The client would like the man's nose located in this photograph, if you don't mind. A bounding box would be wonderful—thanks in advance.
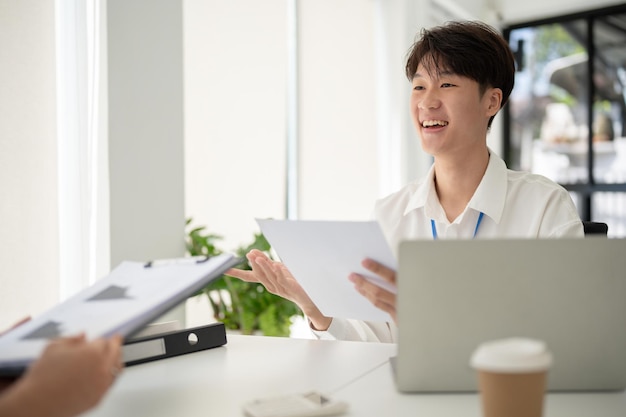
[418,90,441,110]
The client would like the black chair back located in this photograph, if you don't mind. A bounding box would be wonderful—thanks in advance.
[582,221,608,236]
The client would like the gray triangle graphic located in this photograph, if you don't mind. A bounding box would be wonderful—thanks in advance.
[87,285,132,301]
[22,321,62,340]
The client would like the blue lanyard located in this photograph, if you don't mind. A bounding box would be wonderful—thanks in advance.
[431,211,484,240]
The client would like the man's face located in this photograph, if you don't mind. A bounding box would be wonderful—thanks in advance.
[409,62,499,159]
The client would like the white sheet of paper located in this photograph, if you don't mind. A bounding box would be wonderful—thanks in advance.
[0,253,236,373]
[256,219,397,323]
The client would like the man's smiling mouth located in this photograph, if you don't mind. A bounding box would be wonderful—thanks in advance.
[422,120,449,128]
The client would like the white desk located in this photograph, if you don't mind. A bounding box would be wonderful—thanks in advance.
[86,335,626,417]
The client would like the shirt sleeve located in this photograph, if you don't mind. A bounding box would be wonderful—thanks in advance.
[541,187,585,238]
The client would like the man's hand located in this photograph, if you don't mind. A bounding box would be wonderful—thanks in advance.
[349,258,398,323]
[225,250,332,331]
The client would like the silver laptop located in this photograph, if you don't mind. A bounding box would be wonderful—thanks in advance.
[394,238,626,393]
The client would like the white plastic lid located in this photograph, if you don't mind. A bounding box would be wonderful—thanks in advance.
[470,338,553,373]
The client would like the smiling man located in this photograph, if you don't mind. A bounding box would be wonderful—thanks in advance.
[226,21,584,344]
[348,21,583,341]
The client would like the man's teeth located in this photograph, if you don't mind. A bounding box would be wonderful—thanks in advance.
[422,120,449,127]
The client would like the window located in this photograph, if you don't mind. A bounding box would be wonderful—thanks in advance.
[504,4,626,237]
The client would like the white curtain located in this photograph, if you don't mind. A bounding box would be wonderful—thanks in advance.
[56,0,109,300]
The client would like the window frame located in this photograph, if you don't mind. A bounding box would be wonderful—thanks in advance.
[503,4,626,222]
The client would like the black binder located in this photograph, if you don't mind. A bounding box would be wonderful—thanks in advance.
[123,323,227,366]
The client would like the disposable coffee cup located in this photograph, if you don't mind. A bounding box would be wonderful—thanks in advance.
[470,338,552,417]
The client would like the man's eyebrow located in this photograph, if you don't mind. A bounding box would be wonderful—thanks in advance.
[412,69,455,80]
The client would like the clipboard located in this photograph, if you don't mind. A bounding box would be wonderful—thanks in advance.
[123,323,227,366]
[0,253,239,377]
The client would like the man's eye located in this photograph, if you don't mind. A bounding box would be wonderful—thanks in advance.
[413,85,424,91]
[441,83,454,88]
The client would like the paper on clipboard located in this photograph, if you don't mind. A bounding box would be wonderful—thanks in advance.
[256,219,397,323]
[0,253,238,376]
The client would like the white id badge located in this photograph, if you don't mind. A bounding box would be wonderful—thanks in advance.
[242,391,349,417]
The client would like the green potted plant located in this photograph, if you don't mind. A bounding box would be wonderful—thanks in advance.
[186,219,303,336]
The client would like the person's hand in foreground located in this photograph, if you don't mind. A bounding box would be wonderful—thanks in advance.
[0,317,32,393]
[349,259,398,324]
[0,333,124,417]
[225,249,333,331]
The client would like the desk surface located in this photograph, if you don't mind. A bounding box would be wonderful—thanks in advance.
[86,334,626,417]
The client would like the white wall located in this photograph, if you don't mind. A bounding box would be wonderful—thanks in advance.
[183,0,288,253]
[297,0,379,221]
[0,0,59,330]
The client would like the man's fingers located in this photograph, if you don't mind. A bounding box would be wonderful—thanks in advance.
[351,275,395,304]
[224,268,259,282]
[249,256,279,292]
[107,335,124,378]
[349,273,397,320]
[361,258,396,284]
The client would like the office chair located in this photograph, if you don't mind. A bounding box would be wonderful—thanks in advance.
[582,221,608,236]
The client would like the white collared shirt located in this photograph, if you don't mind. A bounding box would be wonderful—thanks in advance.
[376,150,584,257]
[312,150,583,343]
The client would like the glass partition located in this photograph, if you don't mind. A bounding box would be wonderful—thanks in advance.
[504,5,626,237]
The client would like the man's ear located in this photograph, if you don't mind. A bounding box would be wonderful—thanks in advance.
[486,88,503,117]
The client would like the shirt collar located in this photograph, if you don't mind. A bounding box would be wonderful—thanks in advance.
[402,149,508,224]
[468,150,507,224]
[404,163,435,216]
